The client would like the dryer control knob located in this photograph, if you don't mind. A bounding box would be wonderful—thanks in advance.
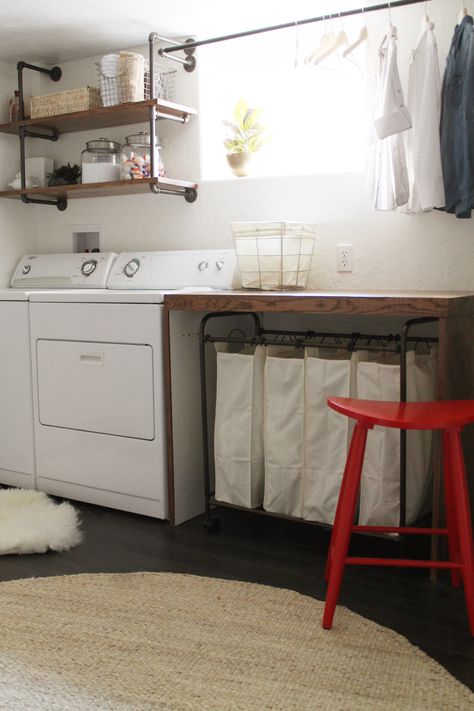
[124,258,140,278]
[21,264,31,275]
[81,259,97,277]
[198,260,208,271]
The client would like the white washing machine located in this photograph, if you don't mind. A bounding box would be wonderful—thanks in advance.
[0,252,117,490]
[25,249,235,520]
[0,289,36,489]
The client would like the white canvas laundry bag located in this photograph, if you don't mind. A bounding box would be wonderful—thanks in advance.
[263,346,305,517]
[357,349,437,526]
[302,349,367,524]
[214,344,266,508]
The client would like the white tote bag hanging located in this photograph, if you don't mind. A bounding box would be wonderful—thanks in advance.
[263,346,305,518]
[357,349,437,527]
[302,349,365,524]
[214,344,266,508]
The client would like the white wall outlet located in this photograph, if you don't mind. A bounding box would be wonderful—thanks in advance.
[337,244,353,272]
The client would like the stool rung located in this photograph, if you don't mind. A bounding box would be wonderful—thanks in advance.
[346,557,462,569]
[352,526,449,535]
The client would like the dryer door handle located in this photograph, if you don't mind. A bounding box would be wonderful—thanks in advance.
[79,351,104,366]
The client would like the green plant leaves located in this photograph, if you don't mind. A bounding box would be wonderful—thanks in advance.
[223,99,266,154]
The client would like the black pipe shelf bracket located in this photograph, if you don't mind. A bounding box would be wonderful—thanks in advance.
[147,33,198,201]
[150,32,197,73]
[17,60,65,211]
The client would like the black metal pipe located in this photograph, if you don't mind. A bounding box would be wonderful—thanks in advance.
[16,61,62,120]
[18,127,26,190]
[399,317,439,534]
[199,318,212,524]
[21,197,66,209]
[17,61,61,77]
[23,128,59,141]
[16,59,63,208]
[148,36,158,180]
[160,0,427,54]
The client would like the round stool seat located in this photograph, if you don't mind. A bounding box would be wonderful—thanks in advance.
[328,397,474,431]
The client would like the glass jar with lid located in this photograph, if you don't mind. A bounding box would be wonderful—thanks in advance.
[121,131,164,180]
[81,138,122,184]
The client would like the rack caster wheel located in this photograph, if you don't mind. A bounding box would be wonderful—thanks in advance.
[204,518,220,533]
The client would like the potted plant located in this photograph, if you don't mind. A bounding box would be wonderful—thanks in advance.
[223,99,265,177]
[47,163,81,187]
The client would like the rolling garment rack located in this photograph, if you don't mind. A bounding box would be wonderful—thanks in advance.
[199,312,438,535]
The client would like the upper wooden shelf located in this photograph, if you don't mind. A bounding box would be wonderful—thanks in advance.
[0,99,197,136]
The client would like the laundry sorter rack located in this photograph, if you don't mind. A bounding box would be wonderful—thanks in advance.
[199,312,439,535]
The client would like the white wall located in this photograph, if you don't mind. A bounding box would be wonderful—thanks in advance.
[0,62,37,286]
[19,2,474,292]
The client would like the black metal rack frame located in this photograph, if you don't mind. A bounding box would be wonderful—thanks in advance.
[199,311,439,533]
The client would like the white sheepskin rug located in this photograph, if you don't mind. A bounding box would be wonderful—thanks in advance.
[0,489,82,555]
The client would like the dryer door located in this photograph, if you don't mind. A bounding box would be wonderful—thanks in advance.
[36,339,154,440]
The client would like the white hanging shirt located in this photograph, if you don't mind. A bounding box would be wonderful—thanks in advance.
[370,27,411,211]
[406,21,445,212]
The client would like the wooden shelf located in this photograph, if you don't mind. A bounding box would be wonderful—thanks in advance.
[0,177,198,201]
[0,99,197,136]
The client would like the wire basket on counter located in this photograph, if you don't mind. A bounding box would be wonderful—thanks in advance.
[97,55,177,107]
[231,222,317,291]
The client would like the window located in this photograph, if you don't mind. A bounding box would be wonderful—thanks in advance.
[198,25,372,180]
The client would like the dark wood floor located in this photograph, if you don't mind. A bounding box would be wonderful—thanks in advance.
[2,501,474,692]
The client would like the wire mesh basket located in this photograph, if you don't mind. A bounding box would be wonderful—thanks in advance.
[97,55,177,107]
[150,66,177,102]
[231,222,317,291]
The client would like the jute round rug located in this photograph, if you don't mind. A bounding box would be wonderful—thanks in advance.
[0,572,472,711]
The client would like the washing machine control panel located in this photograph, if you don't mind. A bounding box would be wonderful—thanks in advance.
[107,250,237,290]
[11,252,118,289]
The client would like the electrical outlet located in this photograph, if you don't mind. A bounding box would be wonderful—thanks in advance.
[337,244,353,272]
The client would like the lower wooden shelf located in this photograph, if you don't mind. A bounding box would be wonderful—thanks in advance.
[0,177,198,202]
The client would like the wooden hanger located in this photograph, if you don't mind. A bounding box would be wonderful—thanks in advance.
[343,25,368,58]
[305,13,348,66]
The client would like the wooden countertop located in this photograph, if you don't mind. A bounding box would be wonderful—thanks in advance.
[164,289,474,318]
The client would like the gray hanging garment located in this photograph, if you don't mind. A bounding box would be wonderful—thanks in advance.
[440,15,474,218]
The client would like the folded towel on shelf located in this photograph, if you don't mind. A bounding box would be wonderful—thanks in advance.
[119,51,145,103]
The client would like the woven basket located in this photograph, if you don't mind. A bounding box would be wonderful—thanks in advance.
[30,86,101,118]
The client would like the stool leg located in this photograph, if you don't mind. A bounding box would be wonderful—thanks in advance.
[442,431,462,588]
[325,428,358,583]
[448,430,474,637]
[323,422,369,630]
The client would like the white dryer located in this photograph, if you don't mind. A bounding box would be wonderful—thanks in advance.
[27,249,236,520]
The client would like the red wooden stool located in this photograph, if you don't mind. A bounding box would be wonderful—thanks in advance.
[323,397,474,636]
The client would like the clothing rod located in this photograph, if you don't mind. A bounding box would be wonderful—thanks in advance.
[159,0,427,54]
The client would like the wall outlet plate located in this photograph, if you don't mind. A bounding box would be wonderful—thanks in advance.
[337,244,353,272]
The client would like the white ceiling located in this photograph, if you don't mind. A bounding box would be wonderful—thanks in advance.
[0,0,367,64]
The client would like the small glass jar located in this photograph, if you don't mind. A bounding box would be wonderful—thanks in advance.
[81,138,122,184]
[121,131,164,180]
